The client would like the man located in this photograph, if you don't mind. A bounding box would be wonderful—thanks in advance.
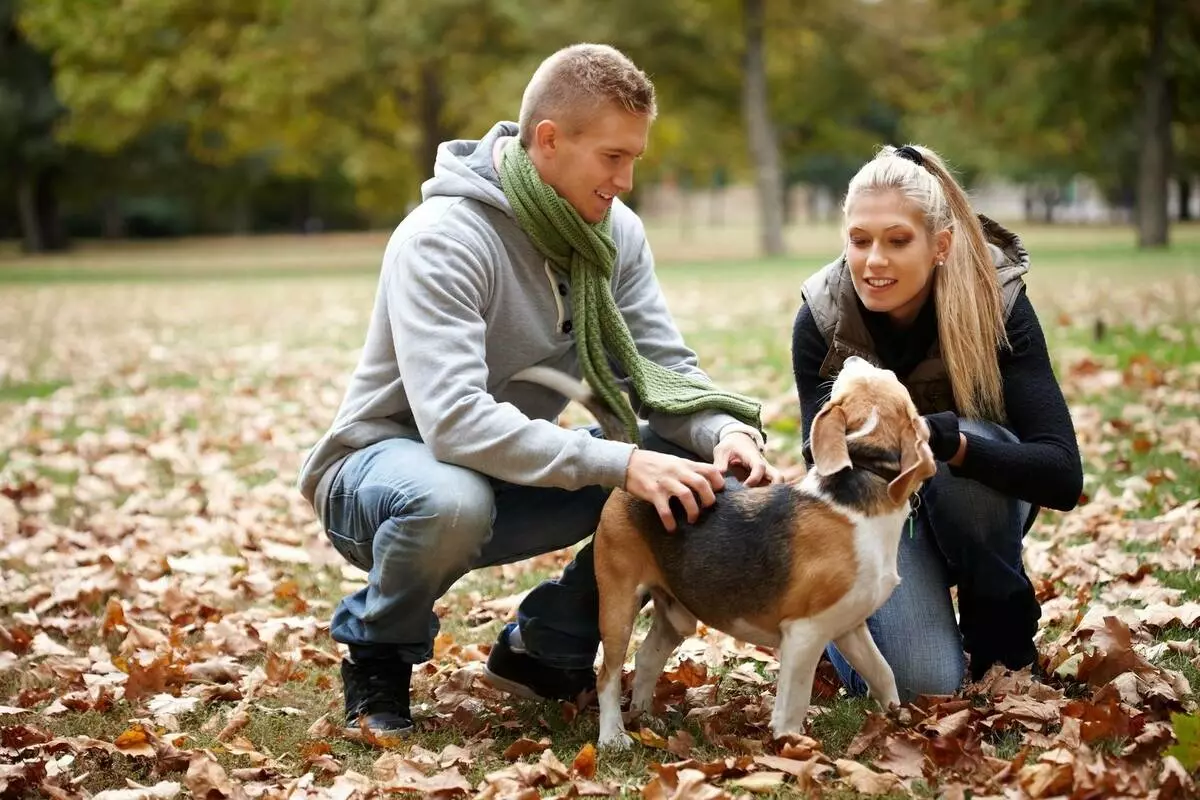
[298,43,774,735]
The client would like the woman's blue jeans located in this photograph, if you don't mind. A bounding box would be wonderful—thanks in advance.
[826,419,1038,700]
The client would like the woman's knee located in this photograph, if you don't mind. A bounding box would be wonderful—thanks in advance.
[826,636,965,702]
[888,644,965,701]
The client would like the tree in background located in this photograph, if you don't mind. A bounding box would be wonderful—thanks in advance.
[918,0,1200,248]
[1,0,68,252]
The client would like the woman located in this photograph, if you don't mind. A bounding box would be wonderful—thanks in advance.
[791,144,1083,699]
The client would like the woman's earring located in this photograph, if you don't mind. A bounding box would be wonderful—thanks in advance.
[935,259,944,268]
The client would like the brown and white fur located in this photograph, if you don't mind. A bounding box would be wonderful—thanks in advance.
[513,356,936,748]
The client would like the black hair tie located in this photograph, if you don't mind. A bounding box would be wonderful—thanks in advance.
[895,145,924,167]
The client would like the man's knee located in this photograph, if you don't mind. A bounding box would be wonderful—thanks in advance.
[369,470,496,572]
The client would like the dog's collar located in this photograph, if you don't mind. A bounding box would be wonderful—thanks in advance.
[849,456,901,483]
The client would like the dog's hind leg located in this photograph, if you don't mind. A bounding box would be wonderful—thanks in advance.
[832,623,900,710]
[630,591,696,716]
[771,618,828,738]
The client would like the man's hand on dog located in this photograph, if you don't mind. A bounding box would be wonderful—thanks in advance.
[713,431,779,488]
[624,451,724,532]
[624,433,779,532]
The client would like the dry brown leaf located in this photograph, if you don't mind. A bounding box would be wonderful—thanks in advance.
[727,771,786,793]
[91,781,182,800]
[632,727,670,749]
[502,737,551,761]
[667,729,696,758]
[186,753,245,800]
[564,778,617,797]
[215,709,250,742]
[571,742,597,778]
[112,725,156,758]
[834,759,906,795]
[1018,762,1073,798]
[872,734,926,779]
[845,711,892,757]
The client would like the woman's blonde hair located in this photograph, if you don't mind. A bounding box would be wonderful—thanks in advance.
[843,145,1009,422]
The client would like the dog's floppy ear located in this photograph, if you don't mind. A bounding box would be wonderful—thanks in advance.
[811,405,852,476]
[887,417,937,505]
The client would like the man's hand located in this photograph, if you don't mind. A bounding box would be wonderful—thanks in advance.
[713,431,779,487]
[624,450,725,532]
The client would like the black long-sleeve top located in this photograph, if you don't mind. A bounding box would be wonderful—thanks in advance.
[791,290,1083,511]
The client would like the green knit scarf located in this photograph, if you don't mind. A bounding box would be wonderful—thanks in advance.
[498,138,763,444]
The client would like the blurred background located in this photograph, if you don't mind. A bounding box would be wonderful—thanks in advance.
[3,0,1197,257]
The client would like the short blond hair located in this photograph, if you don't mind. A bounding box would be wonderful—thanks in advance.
[518,44,657,147]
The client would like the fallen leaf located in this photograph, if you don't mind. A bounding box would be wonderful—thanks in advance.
[91,781,182,800]
[872,734,926,779]
[571,742,596,778]
[728,771,785,793]
[502,737,551,761]
[835,759,906,794]
[113,726,156,758]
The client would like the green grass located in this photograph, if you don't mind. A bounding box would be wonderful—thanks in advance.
[0,379,70,401]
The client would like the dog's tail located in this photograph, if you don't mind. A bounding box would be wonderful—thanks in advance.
[510,366,634,444]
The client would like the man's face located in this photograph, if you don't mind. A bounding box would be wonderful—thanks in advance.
[531,105,650,223]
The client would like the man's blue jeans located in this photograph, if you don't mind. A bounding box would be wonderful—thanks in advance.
[319,426,694,669]
[826,419,1037,700]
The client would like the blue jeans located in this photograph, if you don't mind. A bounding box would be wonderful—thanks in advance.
[827,419,1036,700]
[320,426,694,669]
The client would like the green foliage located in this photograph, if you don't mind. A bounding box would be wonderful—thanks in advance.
[1167,711,1200,771]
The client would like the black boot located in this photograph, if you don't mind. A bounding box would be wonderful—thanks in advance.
[960,589,1041,681]
[484,623,596,701]
[341,649,414,735]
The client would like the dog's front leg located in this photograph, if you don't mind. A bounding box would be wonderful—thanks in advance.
[832,623,900,710]
[597,585,641,750]
[771,619,828,738]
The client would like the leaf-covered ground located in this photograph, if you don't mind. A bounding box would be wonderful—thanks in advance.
[1,229,1198,799]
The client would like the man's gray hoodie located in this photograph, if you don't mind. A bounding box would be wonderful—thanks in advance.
[298,121,747,519]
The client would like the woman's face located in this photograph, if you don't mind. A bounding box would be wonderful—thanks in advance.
[844,191,950,327]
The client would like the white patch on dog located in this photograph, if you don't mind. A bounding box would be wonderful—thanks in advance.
[844,406,879,442]
[727,618,782,648]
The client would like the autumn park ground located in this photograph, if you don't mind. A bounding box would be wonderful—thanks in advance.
[1,222,1199,799]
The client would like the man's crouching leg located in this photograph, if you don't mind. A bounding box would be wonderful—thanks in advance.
[322,437,497,735]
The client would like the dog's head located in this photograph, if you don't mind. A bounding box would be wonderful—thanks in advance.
[809,357,937,505]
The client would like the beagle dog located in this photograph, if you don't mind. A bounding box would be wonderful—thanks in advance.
[513,356,936,748]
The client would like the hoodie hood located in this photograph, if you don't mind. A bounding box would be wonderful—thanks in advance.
[420,121,518,217]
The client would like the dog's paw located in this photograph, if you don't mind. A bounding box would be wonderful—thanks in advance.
[598,731,632,751]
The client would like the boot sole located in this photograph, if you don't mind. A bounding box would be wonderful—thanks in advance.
[344,719,414,737]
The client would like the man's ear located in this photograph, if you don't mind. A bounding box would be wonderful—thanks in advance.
[533,119,559,155]
[811,405,852,476]
[887,418,938,504]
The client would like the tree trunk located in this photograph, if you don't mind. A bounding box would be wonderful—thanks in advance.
[101,194,126,239]
[416,61,452,183]
[17,169,68,253]
[1136,0,1171,248]
[1178,176,1193,221]
[17,176,42,253]
[741,0,785,257]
